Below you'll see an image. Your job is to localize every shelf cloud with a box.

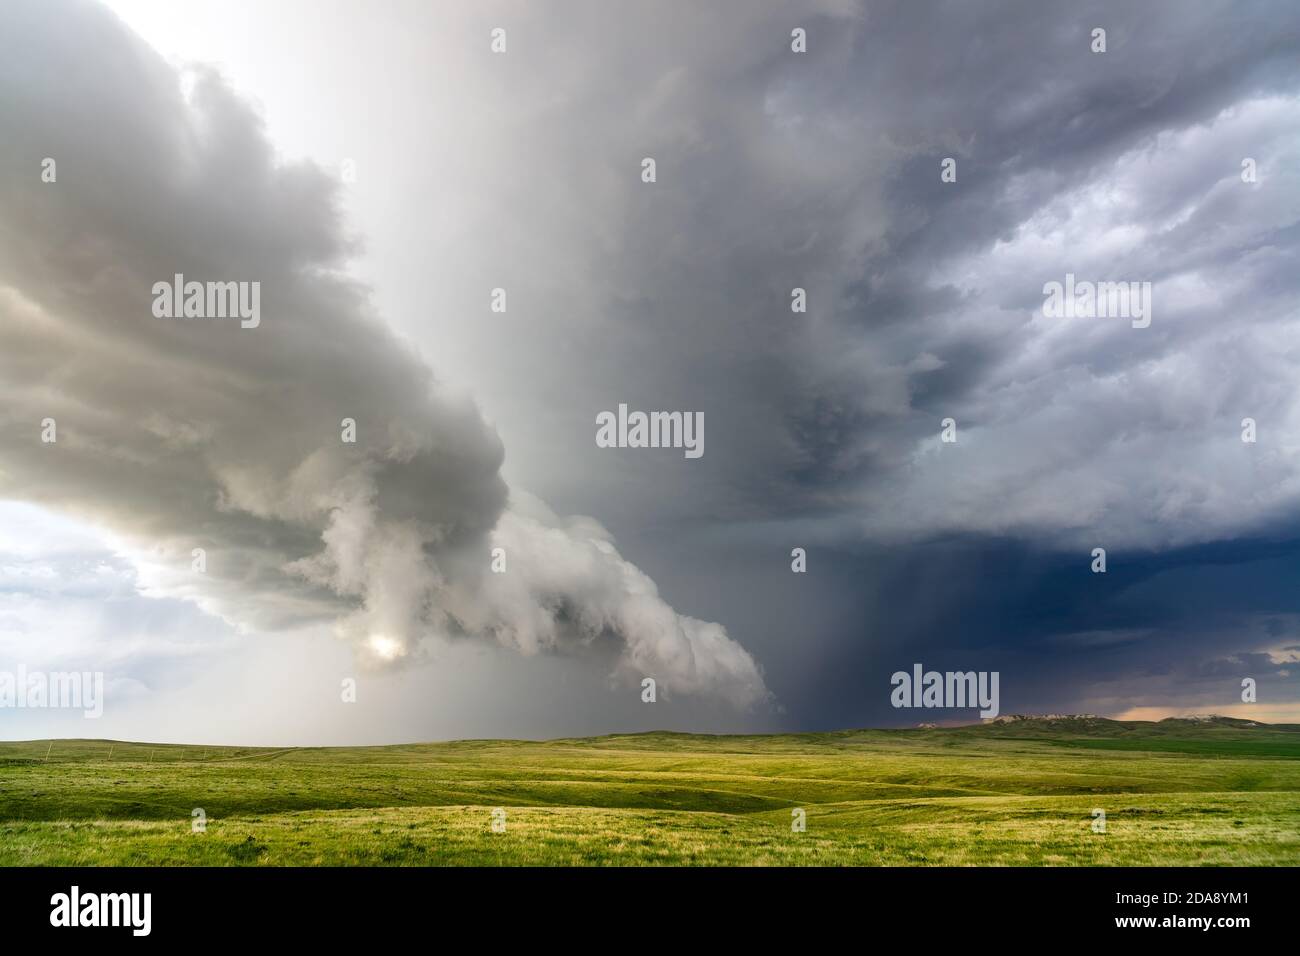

[0,0,769,710]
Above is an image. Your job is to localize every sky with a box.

[1,0,1299,744]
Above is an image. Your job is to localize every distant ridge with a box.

[980,713,1267,728]
[939,714,1300,744]
[1167,714,1266,727]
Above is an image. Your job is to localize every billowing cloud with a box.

[0,0,768,709]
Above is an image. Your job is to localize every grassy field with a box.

[1,717,1298,866]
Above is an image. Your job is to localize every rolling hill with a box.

[1,718,1297,865]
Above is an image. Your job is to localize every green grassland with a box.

[1,717,1298,865]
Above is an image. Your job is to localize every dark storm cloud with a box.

[630,528,1300,729]
[442,0,1300,551]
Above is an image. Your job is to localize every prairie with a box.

[1,718,1296,866]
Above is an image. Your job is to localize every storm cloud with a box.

[2,0,1300,739]
[396,0,1300,550]
[0,0,769,709]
